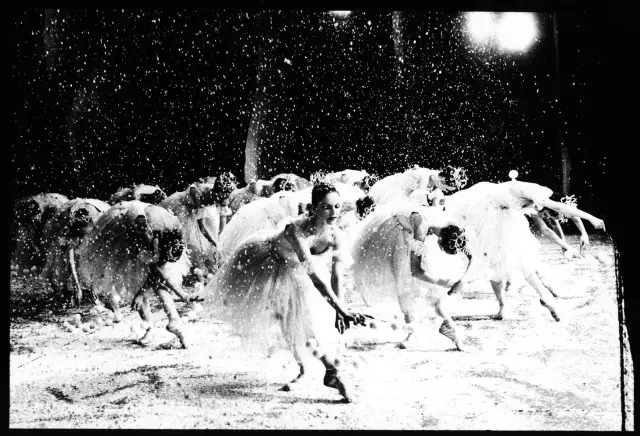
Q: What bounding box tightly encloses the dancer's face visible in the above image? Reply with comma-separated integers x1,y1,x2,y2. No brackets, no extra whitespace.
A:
313,192,341,225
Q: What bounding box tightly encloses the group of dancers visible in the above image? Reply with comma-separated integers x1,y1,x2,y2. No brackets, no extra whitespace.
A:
11,165,606,403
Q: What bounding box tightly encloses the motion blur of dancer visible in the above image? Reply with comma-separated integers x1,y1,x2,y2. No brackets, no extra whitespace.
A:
444,171,605,321
11,193,70,272
351,202,471,350
206,183,369,403
159,173,236,278
77,200,192,349
41,198,110,307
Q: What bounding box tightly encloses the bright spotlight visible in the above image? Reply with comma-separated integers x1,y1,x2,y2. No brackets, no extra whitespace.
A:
465,12,495,45
495,12,538,52
330,10,352,18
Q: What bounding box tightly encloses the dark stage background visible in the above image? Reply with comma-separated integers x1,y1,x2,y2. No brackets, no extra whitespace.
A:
9,10,609,216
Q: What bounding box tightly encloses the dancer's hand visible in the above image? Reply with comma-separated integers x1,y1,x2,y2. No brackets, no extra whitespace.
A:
590,218,605,231
343,312,368,328
579,234,590,251
448,280,464,296
335,312,348,334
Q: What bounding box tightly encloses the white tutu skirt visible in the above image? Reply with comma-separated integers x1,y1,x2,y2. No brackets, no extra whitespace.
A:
324,169,369,185
351,204,468,308
369,167,439,206
228,186,261,216
218,194,300,261
445,181,551,281
351,205,420,303
160,192,219,272
12,193,70,269
41,198,110,293
207,229,340,356
77,201,184,303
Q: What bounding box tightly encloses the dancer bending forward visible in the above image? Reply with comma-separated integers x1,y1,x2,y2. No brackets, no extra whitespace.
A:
206,183,368,403
444,175,605,321
352,203,471,350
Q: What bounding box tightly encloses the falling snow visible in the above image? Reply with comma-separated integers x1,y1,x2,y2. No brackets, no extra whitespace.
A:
9,10,608,217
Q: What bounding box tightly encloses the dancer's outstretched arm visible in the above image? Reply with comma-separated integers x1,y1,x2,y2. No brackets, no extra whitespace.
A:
284,223,365,327
530,214,575,253
570,216,590,249
539,199,605,230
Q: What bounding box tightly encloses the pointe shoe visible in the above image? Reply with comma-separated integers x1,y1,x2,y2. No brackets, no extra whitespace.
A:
323,370,353,403
138,327,156,346
166,320,189,349
439,320,465,351
493,306,510,321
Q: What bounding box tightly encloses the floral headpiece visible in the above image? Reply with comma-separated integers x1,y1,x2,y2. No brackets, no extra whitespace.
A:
310,170,327,185
215,171,238,197
558,194,578,224
440,225,469,255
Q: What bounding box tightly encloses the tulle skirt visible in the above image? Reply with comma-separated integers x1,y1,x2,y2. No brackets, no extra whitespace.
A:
445,182,548,281
351,204,468,308
41,198,111,293
207,229,339,356
77,201,183,303
351,205,419,303
217,194,300,261
324,169,369,185
160,193,218,272
228,186,261,216
12,193,70,269
369,168,439,206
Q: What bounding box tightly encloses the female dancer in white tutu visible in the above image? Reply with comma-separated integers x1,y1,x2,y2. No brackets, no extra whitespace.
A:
217,189,307,261
159,173,236,276
444,171,605,321
269,173,312,191
12,193,70,272
41,198,110,307
351,202,471,350
227,178,272,216
533,202,591,258
108,183,167,205
293,181,368,251
323,169,369,186
368,165,451,206
78,200,192,348
207,183,369,403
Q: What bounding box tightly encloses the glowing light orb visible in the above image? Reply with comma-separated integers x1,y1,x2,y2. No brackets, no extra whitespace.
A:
508,170,519,180
495,13,538,52
330,10,352,17
464,12,538,53
465,12,495,45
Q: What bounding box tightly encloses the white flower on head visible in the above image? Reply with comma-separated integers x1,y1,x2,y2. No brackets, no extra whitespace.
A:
558,194,578,223
451,167,468,190
310,171,327,185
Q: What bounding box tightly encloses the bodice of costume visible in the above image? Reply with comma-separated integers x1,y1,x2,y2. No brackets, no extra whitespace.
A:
268,221,351,274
